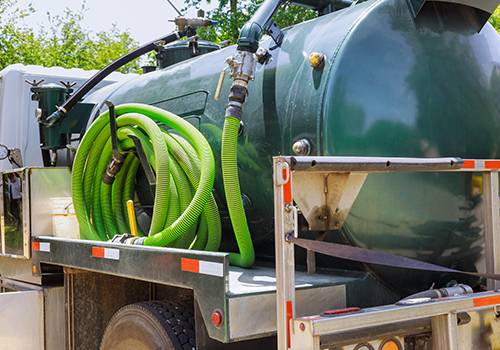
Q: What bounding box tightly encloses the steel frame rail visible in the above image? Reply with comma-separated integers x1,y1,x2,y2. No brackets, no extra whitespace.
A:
31,236,231,342
273,156,500,350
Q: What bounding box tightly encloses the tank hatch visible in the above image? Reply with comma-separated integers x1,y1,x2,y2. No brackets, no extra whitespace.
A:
156,37,220,69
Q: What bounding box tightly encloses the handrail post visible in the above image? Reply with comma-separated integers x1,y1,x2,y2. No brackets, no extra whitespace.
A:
274,158,297,350
484,170,500,290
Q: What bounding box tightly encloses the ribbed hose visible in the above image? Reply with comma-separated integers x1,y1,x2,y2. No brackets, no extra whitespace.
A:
221,116,255,267
72,103,221,251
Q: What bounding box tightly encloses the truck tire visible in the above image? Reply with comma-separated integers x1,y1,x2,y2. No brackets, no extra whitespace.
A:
100,301,196,350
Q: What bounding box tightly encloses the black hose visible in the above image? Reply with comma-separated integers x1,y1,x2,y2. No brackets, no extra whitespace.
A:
45,30,185,127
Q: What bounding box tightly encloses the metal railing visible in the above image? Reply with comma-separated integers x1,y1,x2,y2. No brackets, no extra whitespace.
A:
273,156,500,350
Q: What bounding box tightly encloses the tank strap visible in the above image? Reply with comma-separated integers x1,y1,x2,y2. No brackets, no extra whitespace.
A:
290,237,500,282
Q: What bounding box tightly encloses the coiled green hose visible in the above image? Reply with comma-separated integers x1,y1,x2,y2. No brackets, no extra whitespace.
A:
73,103,255,267
72,103,221,251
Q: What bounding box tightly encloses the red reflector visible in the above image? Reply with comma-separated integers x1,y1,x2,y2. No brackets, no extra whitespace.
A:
283,168,292,204
181,258,200,273
32,242,50,252
31,242,40,251
211,310,223,327
473,295,500,308
321,307,362,317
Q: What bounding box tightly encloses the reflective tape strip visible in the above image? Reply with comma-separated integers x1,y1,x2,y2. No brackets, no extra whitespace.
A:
91,247,120,260
473,295,500,308
286,300,293,348
276,162,292,204
486,160,500,169
31,242,50,252
181,258,199,273
283,168,292,205
463,160,500,170
181,258,223,277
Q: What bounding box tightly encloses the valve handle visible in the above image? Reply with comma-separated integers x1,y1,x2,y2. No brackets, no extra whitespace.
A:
214,69,226,101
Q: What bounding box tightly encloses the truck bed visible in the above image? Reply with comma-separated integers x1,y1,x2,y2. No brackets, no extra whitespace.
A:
30,235,385,342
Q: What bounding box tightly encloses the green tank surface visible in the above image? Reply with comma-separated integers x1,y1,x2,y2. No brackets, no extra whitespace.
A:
86,0,500,293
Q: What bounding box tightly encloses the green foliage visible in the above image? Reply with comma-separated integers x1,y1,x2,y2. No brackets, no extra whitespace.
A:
0,1,140,72
190,0,317,44
490,5,500,33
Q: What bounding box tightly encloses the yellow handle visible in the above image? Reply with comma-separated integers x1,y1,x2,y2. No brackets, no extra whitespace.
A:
126,200,138,237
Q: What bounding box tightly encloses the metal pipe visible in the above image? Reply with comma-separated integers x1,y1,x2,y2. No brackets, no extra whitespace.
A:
237,0,285,52
45,30,184,127
288,156,463,172
398,284,473,305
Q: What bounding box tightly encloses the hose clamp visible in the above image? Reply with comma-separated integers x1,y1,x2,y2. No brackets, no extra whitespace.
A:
102,153,126,185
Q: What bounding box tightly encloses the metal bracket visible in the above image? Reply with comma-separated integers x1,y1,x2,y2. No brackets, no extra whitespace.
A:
483,171,500,290
128,135,157,191
292,172,367,231
266,20,284,48
104,101,120,158
0,147,23,168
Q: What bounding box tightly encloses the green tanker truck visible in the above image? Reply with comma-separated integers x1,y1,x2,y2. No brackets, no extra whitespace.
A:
0,0,499,349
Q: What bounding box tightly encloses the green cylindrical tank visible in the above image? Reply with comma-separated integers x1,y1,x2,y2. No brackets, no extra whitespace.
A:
87,0,500,293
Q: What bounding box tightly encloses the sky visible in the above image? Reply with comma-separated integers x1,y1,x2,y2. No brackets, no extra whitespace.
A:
17,0,215,44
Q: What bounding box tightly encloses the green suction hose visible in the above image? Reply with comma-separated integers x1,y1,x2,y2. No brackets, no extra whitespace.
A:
221,116,255,267
72,103,221,251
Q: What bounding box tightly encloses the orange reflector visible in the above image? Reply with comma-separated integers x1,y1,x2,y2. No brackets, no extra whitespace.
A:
485,160,500,169
473,295,500,308
380,338,402,350
286,300,293,348
91,246,105,258
181,258,200,273
463,160,475,169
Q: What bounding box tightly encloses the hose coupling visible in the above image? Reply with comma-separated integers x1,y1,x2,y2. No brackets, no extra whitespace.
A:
438,284,473,297
228,84,248,104
225,82,247,118
397,284,473,305
225,103,243,119
111,234,145,245
224,51,257,119
102,153,126,185
111,234,132,243
132,237,146,245
44,109,66,127
227,51,256,82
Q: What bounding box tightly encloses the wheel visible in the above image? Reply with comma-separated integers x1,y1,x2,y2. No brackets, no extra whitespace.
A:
100,301,196,350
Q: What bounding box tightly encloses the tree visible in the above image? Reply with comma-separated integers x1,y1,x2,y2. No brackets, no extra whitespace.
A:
0,1,140,73
490,5,500,33
186,0,317,44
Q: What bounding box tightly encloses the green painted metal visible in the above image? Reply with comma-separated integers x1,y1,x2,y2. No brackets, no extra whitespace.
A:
86,0,500,293
32,84,94,151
